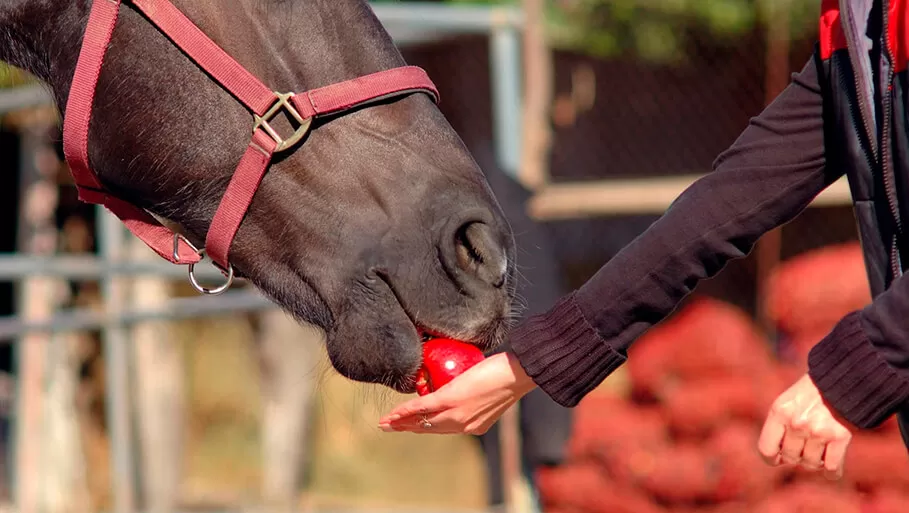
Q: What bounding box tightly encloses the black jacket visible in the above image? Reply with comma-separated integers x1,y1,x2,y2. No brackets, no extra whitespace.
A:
509,0,909,448
813,0,909,441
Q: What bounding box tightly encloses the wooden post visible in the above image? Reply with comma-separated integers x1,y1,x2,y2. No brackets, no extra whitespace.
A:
498,405,525,513
256,310,320,513
129,235,184,513
41,325,92,513
519,0,554,190
12,112,61,513
501,0,558,509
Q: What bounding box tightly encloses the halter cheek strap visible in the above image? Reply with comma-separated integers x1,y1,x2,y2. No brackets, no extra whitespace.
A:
63,0,441,293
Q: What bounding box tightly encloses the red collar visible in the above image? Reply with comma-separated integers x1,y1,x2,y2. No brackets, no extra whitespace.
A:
62,0,440,294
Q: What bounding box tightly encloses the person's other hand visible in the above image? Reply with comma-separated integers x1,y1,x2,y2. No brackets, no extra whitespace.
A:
378,351,537,435
758,373,854,479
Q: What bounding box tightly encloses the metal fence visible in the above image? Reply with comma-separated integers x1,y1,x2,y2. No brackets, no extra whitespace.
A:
0,3,525,512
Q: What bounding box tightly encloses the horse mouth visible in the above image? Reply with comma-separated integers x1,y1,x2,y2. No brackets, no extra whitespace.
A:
373,270,491,394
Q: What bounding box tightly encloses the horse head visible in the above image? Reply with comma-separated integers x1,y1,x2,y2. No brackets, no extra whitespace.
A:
0,0,517,392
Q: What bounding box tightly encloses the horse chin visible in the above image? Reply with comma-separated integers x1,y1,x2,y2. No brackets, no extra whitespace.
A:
322,270,506,393
322,273,424,390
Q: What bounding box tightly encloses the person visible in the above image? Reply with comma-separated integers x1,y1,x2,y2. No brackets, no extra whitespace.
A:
379,0,909,479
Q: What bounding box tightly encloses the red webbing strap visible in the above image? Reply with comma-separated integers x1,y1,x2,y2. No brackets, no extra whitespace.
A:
205,130,278,268
62,0,202,264
292,66,440,118
130,0,276,115
204,68,440,269
79,189,204,262
64,0,444,273
62,0,119,192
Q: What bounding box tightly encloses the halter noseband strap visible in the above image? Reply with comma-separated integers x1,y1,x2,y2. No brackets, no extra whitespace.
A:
63,0,441,294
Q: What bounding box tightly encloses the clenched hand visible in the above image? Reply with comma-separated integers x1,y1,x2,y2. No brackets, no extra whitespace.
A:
758,373,854,479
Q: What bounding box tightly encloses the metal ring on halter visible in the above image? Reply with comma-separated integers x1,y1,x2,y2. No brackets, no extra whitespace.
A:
420,415,432,429
173,233,234,296
188,252,234,296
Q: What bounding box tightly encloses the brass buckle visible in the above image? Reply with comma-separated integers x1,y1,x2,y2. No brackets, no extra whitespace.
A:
253,92,313,153
172,233,234,296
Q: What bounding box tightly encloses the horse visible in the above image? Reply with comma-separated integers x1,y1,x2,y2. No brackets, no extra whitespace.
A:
1,0,516,396
2,0,518,510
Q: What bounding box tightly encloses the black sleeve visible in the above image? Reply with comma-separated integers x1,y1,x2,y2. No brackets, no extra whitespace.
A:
510,56,840,407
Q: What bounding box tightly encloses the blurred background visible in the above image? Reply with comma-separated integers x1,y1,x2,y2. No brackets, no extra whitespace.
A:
2,1,907,512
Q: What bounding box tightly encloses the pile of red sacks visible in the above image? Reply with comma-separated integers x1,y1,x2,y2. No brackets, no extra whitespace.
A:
763,242,873,367
536,243,909,513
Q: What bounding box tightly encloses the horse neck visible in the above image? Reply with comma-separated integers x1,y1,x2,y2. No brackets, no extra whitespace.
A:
185,0,407,92
0,1,81,85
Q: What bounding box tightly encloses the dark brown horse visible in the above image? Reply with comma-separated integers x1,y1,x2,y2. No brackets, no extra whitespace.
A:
0,0,517,392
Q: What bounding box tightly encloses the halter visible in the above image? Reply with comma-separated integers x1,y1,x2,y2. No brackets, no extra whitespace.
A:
62,0,440,295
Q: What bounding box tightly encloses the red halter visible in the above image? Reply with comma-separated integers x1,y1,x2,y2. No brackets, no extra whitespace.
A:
62,0,440,294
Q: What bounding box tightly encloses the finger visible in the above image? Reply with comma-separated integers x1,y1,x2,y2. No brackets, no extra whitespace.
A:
801,436,827,471
379,414,437,432
823,437,850,480
381,412,462,435
758,416,787,464
378,394,446,425
779,428,808,465
379,412,441,432
379,411,436,432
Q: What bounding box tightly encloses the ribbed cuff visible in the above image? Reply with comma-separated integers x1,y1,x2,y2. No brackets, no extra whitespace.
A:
509,292,627,408
808,312,909,429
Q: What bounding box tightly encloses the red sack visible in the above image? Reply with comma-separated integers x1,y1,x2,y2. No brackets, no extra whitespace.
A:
707,421,788,502
660,373,784,438
599,435,668,489
764,243,871,337
844,433,909,491
536,462,609,508
861,488,909,513
752,482,861,513
627,297,773,400
583,487,670,513
670,503,750,513
569,393,669,464
637,442,723,503
536,463,667,513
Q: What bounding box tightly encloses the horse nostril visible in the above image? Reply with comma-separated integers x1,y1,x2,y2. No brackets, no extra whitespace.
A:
454,222,507,288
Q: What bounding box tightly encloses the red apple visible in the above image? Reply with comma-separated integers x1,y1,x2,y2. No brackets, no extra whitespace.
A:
414,338,485,396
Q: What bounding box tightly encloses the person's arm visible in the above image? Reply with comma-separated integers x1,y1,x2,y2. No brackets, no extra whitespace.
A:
510,56,839,408
377,54,903,444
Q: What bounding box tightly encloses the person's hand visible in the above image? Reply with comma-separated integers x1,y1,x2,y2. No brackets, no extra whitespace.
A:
378,351,537,435
758,373,854,479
